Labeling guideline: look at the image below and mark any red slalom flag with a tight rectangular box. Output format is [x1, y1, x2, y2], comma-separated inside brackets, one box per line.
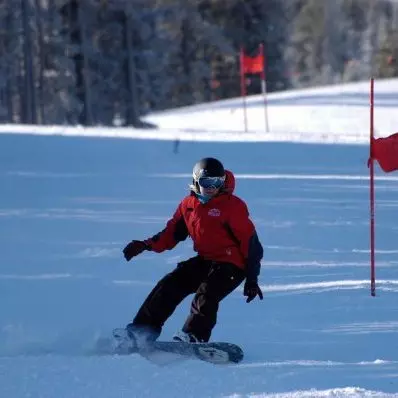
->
[241, 52, 264, 75]
[371, 133, 398, 172]
[239, 45, 268, 133]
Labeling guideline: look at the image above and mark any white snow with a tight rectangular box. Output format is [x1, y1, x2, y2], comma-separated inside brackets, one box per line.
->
[1, 78, 398, 397]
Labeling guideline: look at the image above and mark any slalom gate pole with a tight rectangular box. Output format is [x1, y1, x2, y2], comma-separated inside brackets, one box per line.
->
[259, 44, 269, 133]
[239, 47, 248, 133]
[369, 77, 376, 297]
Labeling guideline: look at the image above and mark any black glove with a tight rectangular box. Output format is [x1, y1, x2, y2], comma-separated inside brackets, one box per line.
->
[243, 279, 263, 303]
[123, 240, 149, 261]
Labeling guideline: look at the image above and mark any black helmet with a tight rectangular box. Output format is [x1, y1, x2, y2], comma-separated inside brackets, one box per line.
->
[192, 157, 225, 193]
[193, 157, 225, 180]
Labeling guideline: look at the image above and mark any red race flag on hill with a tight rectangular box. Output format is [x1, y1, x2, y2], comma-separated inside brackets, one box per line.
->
[241, 52, 264, 75]
[239, 44, 269, 133]
[371, 133, 398, 172]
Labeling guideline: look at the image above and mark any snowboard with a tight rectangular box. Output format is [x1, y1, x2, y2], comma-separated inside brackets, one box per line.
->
[146, 341, 244, 365]
[94, 336, 244, 365]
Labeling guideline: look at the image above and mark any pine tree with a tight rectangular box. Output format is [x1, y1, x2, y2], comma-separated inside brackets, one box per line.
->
[150, 0, 232, 108]
[375, 30, 398, 78]
[287, 0, 325, 87]
[235, 0, 290, 92]
[0, 2, 12, 121]
[0, 1, 27, 123]
[82, 1, 130, 125]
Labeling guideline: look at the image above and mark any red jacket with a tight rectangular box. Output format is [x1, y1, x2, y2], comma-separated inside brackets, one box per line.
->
[145, 170, 263, 279]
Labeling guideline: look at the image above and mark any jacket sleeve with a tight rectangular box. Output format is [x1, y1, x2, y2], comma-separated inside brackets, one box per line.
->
[145, 202, 189, 253]
[227, 199, 263, 281]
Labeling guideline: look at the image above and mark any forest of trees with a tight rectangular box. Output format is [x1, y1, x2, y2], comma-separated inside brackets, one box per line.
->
[0, 0, 397, 126]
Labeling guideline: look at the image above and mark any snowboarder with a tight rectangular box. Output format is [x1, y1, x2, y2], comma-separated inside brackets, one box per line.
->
[115, 157, 263, 350]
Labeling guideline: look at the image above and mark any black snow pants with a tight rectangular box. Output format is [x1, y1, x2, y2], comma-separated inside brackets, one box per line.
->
[131, 255, 246, 342]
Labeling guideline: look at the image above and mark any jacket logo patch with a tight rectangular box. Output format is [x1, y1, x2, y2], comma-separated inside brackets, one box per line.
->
[208, 208, 221, 217]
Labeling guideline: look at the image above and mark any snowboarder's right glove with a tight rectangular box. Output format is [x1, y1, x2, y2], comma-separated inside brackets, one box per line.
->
[243, 279, 263, 303]
[123, 240, 150, 261]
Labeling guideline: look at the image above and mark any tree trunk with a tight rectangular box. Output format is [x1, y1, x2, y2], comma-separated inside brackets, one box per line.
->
[21, 0, 37, 124]
[34, 0, 45, 124]
[123, 3, 139, 127]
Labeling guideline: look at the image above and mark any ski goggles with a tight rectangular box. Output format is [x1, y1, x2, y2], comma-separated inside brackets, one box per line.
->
[197, 175, 225, 189]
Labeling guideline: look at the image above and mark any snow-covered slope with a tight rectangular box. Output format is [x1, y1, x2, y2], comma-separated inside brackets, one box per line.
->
[1, 78, 397, 144]
[1, 79, 398, 397]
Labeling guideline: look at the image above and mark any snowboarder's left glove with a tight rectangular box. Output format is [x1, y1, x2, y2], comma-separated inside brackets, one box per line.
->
[123, 240, 150, 261]
[243, 279, 263, 303]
